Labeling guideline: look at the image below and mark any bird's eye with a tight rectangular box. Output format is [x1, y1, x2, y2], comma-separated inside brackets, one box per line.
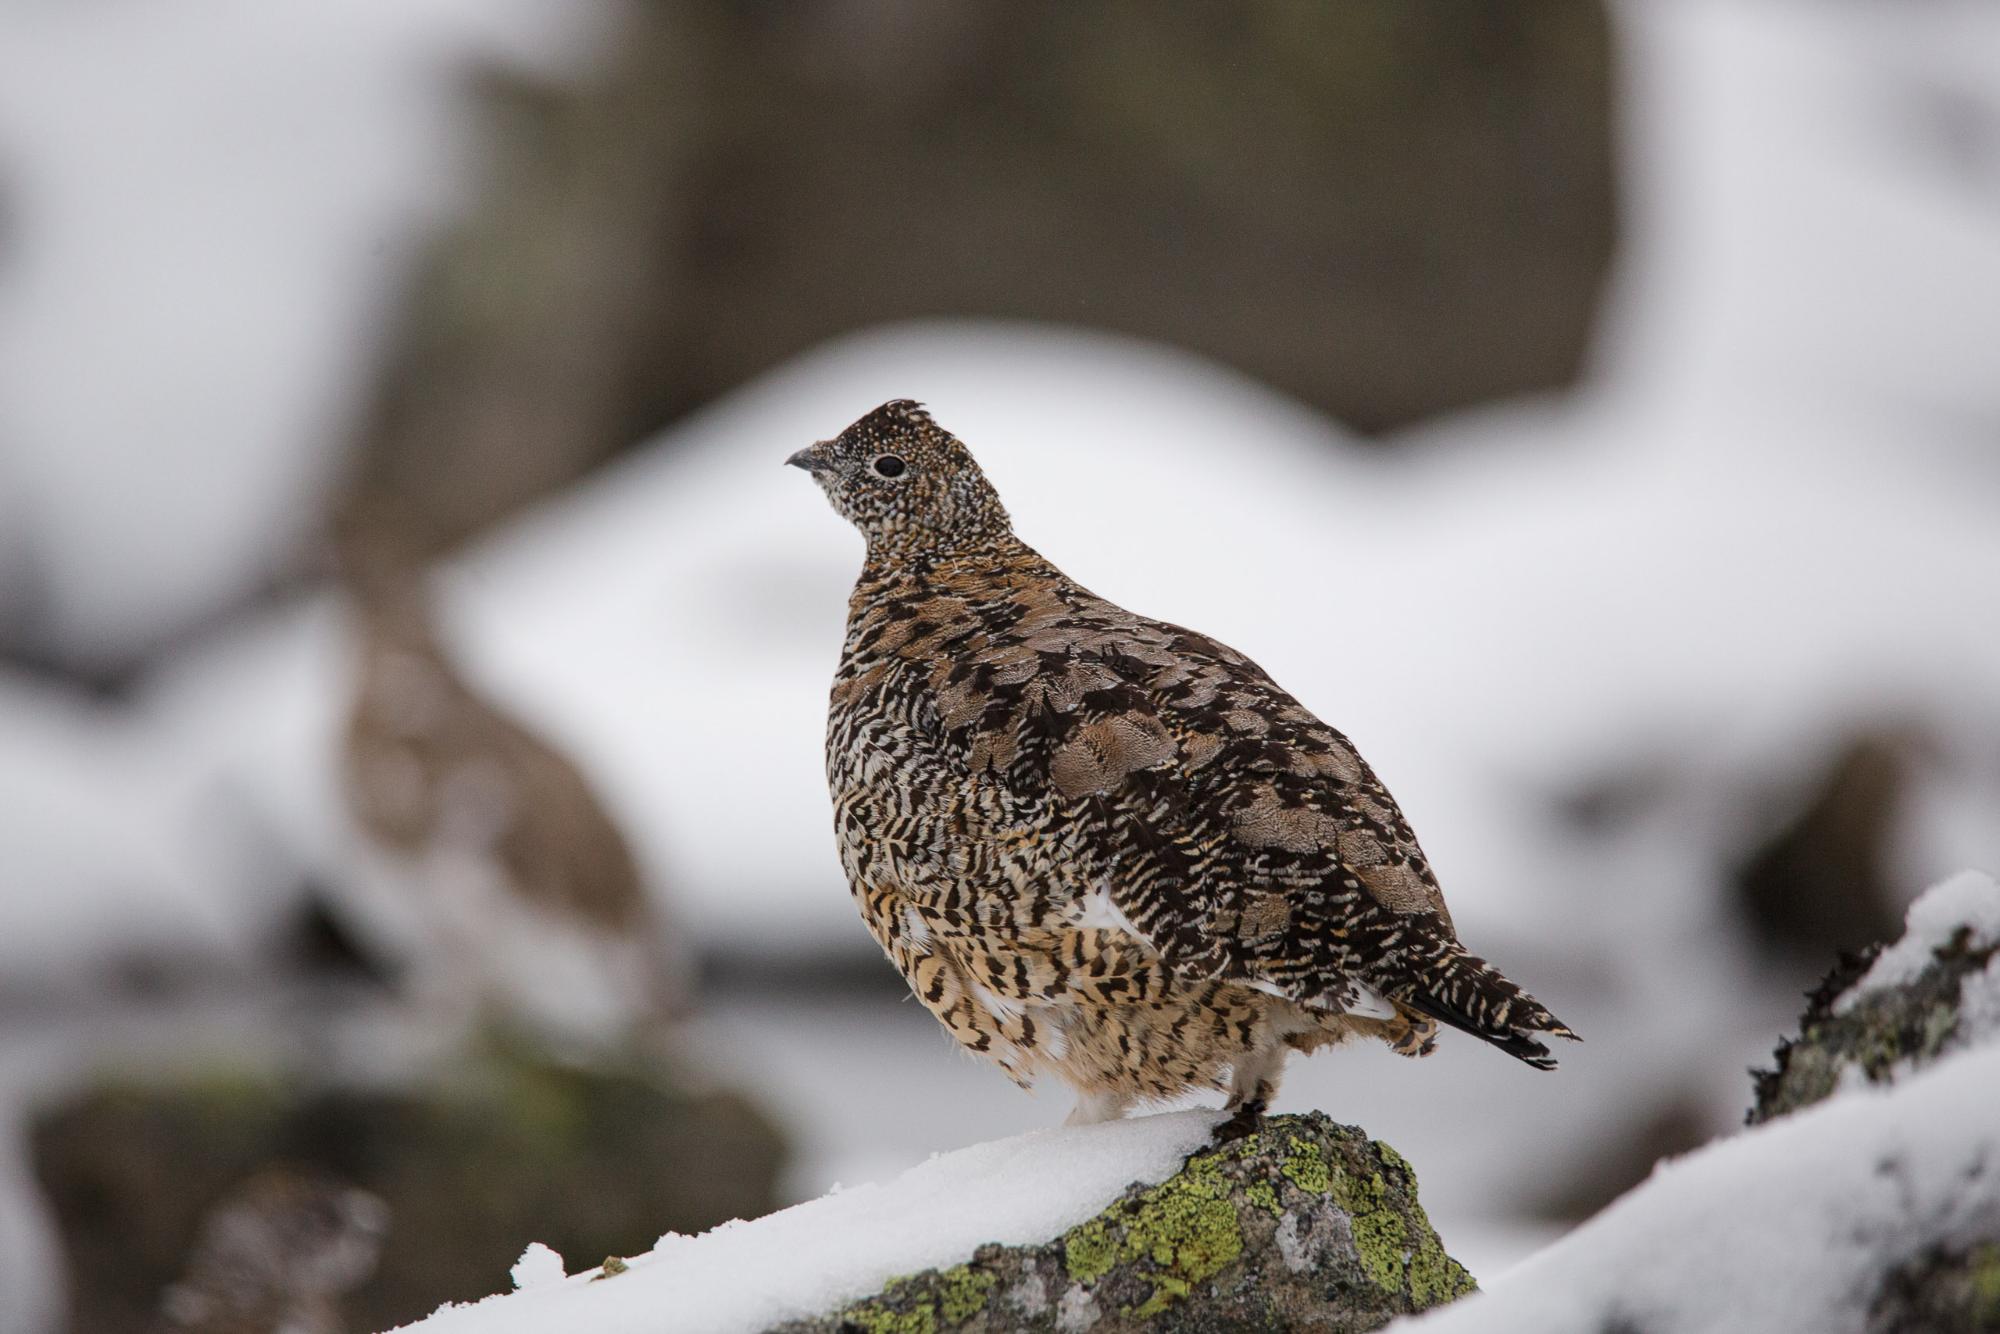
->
[872, 454, 907, 478]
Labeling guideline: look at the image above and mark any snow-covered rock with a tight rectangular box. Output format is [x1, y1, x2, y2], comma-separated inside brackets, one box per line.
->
[1397, 1042, 2000, 1334]
[1752, 869, 2000, 1125]
[1400, 870, 2000, 1334]
[392, 1110, 1218, 1334]
[395, 1111, 1472, 1334]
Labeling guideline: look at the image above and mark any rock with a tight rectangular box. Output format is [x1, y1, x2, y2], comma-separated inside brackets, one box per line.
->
[31, 1044, 788, 1334]
[1742, 871, 2000, 1334]
[773, 1112, 1474, 1334]
[1749, 870, 2000, 1125]
[346, 3, 1616, 554]
[1868, 1242, 2000, 1334]
[1731, 731, 1913, 964]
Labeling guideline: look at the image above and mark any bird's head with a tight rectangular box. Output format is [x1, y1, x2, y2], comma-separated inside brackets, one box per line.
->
[788, 400, 1011, 554]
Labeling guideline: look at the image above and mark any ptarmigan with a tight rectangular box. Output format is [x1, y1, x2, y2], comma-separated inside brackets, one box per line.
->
[792, 400, 1575, 1127]
[335, 530, 690, 1051]
[156, 1167, 386, 1334]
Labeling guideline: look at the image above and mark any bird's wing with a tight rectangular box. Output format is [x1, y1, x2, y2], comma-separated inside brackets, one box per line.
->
[933, 597, 1440, 958]
[932, 591, 1573, 1063]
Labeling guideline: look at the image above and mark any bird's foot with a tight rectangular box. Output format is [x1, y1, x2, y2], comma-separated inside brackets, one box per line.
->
[1213, 1097, 1267, 1142]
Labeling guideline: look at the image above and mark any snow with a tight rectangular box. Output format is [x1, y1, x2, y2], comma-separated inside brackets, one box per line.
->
[0, 670, 256, 987]
[0, 0, 610, 673]
[393, 1110, 1220, 1334]
[509, 1242, 567, 1291]
[1600, 0, 2000, 431]
[1397, 1039, 2000, 1334]
[1840, 870, 2000, 1013]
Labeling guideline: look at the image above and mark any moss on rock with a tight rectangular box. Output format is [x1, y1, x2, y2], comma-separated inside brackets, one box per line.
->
[777, 1111, 1473, 1334]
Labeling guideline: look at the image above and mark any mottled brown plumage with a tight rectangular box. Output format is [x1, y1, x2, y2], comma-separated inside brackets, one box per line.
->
[793, 401, 1575, 1123]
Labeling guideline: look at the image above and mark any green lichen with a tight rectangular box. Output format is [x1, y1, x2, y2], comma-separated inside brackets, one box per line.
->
[1972, 1243, 2000, 1324]
[1282, 1136, 1332, 1194]
[1244, 1179, 1281, 1216]
[1060, 1149, 1244, 1317]
[1063, 1216, 1117, 1284]
[933, 1265, 996, 1324]
[1318, 1144, 1436, 1296]
[1407, 1224, 1475, 1303]
[1349, 1207, 1409, 1291]
[836, 1302, 935, 1334]
[1379, 1148, 1475, 1304]
[835, 1262, 995, 1334]
[1326, 1163, 1374, 1213]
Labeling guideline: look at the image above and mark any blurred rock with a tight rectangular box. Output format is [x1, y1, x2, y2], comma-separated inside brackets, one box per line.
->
[32, 1046, 786, 1334]
[1733, 731, 1911, 962]
[350, 0, 1616, 552]
[775, 1112, 1474, 1333]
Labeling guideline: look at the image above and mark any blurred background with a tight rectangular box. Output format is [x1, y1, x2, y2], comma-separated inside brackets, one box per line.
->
[1, 0, 1997, 1329]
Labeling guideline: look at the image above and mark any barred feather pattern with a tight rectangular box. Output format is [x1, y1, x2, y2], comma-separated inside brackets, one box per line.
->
[804, 401, 1575, 1114]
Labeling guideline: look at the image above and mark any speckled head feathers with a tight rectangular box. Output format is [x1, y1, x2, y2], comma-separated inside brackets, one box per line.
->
[790, 400, 1010, 553]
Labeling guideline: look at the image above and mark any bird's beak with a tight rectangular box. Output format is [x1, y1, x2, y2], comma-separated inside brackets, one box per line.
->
[786, 444, 827, 473]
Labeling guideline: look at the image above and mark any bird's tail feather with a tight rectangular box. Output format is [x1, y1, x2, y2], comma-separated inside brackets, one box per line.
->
[1379, 934, 1578, 1071]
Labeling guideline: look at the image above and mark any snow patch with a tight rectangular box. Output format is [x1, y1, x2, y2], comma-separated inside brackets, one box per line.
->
[509, 1242, 566, 1291]
[1837, 869, 2000, 1015]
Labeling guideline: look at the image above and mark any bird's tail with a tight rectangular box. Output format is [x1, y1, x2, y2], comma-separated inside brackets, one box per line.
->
[1376, 931, 1579, 1070]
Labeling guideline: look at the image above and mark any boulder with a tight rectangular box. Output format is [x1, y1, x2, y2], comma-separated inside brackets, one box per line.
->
[775, 1112, 1473, 1334]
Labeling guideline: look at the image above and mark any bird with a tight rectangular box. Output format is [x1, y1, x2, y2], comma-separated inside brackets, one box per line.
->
[790, 400, 1576, 1128]
[155, 1166, 387, 1334]
[332, 518, 691, 1053]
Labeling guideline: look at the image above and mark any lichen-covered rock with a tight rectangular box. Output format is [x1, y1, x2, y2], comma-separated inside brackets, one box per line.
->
[1746, 871, 2000, 1334]
[773, 1112, 1473, 1334]
[1868, 1242, 2000, 1334]
[1750, 870, 2000, 1125]
[32, 1044, 787, 1334]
